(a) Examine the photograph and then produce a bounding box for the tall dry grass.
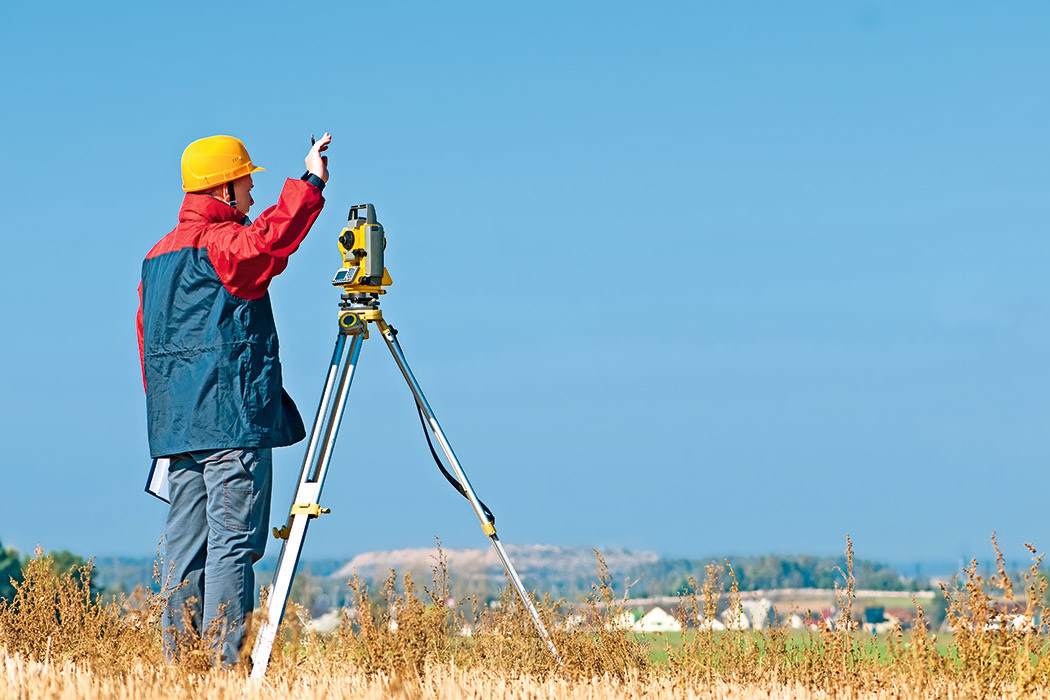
[1,536,1049,699]
[670,534,1050,697]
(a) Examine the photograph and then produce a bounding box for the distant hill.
[331,544,660,583]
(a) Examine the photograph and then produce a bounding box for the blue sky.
[0,2,1047,567]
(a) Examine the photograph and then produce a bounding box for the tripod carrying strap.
[414,404,496,526]
[389,330,497,526]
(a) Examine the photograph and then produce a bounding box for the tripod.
[249,295,561,679]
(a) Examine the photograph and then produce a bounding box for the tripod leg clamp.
[291,502,331,517]
[272,503,331,539]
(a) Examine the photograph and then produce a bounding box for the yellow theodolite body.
[332,203,393,294]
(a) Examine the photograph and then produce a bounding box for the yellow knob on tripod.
[339,312,364,335]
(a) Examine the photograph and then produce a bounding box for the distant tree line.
[0,541,21,600]
[650,554,918,597]
[531,555,919,600]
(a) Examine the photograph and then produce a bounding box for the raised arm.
[206,134,332,300]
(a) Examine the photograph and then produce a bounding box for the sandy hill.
[330,544,660,581]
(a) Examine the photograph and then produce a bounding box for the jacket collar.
[179,193,248,225]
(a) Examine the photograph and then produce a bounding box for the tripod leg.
[250,330,364,680]
[376,320,562,664]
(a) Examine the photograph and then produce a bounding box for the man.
[137,133,332,665]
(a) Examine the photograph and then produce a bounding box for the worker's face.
[231,174,255,215]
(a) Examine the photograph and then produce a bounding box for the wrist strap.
[301,171,325,191]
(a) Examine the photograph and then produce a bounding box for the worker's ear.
[200,184,231,205]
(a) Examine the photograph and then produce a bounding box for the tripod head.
[332,203,393,308]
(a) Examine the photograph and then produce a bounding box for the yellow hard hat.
[181,135,265,192]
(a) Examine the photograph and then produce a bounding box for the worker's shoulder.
[144,222,211,261]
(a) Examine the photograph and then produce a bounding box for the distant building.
[305,609,343,634]
[608,610,637,630]
[631,606,681,633]
[740,599,775,630]
[884,607,917,628]
[698,617,727,631]
[720,606,750,630]
[863,606,919,633]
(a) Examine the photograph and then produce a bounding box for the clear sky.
[0,2,1047,566]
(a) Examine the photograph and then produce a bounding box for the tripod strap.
[388,327,497,526]
[414,391,497,527]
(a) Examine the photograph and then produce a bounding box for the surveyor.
[136,133,332,665]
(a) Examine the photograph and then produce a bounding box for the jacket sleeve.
[137,280,146,391]
[206,178,325,300]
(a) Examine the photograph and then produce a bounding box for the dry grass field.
[2,536,1049,699]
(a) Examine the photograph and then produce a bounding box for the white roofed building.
[631,606,682,633]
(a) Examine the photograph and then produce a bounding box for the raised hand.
[306,132,332,183]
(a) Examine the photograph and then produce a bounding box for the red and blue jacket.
[137,177,325,458]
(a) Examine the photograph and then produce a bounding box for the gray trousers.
[163,448,272,666]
